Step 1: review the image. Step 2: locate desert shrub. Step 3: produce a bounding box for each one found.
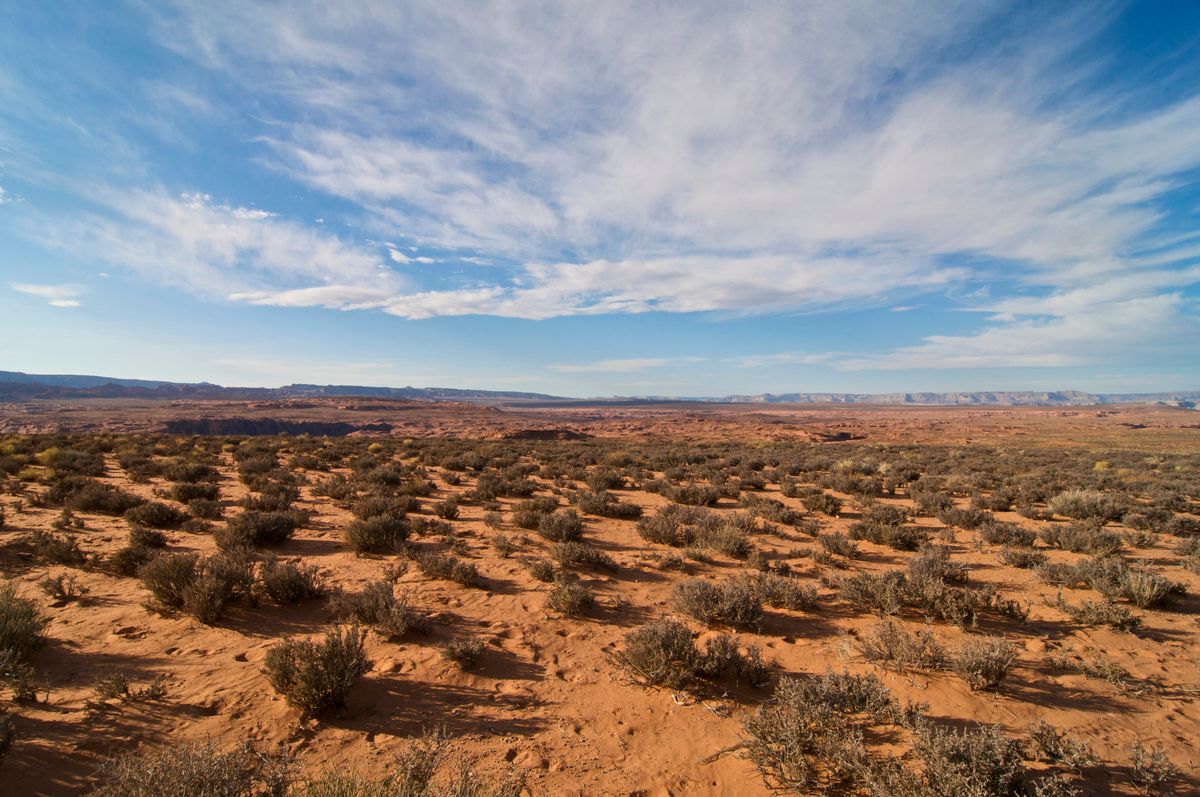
[351,495,415,520]
[908,722,1026,797]
[260,555,325,604]
[91,740,289,797]
[614,619,700,688]
[861,504,909,526]
[138,552,251,624]
[800,491,842,516]
[526,558,557,582]
[586,468,625,491]
[672,577,762,630]
[433,496,460,520]
[537,509,584,542]
[491,533,516,557]
[937,506,992,530]
[39,572,88,604]
[187,498,225,520]
[0,711,12,760]
[343,516,409,555]
[441,638,485,669]
[848,522,928,551]
[840,571,905,616]
[218,511,298,549]
[741,671,902,794]
[550,540,617,571]
[953,636,1018,691]
[857,620,945,671]
[110,543,155,576]
[1026,721,1097,769]
[1039,521,1123,557]
[1129,742,1179,796]
[483,511,504,530]
[415,551,481,587]
[329,580,430,639]
[46,477,144,514]
[1056,596,1141,632]
[138,553,199,611]
[547,577,594,617]
[754,572,818,611]
[696,633,768,685]
[0,580,49,660]
[265,626,370,720]
[27,529,85,564]
[128,525,168,549]
[817,532,859,559]
[978,520,1036,547]
[169,482,220,504]
[667,483,723,507]
[512,496,559,529]
[1049,489,1127,522]
[125,502,188,529]
[998,547,1046,569]
[1119,568,1184,609]
[572,489,643,519]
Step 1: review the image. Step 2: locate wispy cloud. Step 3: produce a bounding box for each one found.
[11,282,84,307]
[549,357,705,374]
[24,189,401,303]
[725,352,839,369]
[129,3,1200,338]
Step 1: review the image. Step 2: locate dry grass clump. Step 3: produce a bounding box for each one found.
[571,489,644,519]
[1026,721,1098,770]
[672,577,762,630]
[614,618,766,689]
[524,558,557,582]
[329,580,430,639]
[978,520,1037,547]
[343,516,410,555]
[1049,489,1128,521]
[998,547,1046,569]
[264,626,370,720]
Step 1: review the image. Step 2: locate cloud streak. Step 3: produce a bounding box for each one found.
[11,282,84,307]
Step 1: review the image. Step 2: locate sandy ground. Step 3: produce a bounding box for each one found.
[1,402,1198,795]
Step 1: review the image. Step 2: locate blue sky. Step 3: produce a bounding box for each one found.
[1,1,1199,397]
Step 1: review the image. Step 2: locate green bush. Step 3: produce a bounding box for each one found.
[264,626,370,720]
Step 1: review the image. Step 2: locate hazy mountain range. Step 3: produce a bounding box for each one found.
[1,370,1196,407]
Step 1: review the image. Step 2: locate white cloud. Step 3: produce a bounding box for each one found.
[11,282,84,307]
[549,357,705,374]
[25,189,403,303]
[725,352,839,369]
[136,3,1200,342]
[0,186,8,204]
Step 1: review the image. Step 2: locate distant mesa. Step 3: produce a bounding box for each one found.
[0,370,1197,408]
[502,429,592,440]
[162,418,392,436]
